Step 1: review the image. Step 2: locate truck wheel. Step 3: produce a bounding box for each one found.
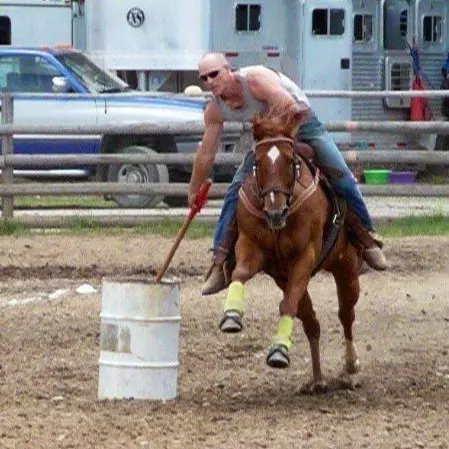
[164,169,189,207]
[164,196,188,207]
[107,146,169,208]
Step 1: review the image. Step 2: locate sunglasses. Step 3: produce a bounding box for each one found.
[199,70,220,82]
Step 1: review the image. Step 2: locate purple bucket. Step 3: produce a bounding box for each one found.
[388,171,417,184]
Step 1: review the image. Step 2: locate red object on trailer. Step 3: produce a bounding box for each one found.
[410,76,431,121]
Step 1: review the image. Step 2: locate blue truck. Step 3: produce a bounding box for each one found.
[0,47,234,207]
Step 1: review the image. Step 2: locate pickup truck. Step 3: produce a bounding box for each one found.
[0,47,235,207]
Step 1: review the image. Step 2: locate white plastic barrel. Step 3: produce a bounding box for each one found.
[98,277,181,401]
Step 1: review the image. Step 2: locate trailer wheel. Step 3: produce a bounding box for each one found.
[107,146,169,208]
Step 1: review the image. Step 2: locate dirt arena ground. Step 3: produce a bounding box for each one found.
[0,234,448,449]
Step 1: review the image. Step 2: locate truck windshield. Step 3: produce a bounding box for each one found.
[55,52,131,93]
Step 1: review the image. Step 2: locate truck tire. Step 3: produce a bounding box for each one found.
[164,168,190,207]
[107,146,169,208]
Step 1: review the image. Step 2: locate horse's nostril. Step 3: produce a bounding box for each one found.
[264,209,275,218]
[263,209,286,230]
[265,210,283,221]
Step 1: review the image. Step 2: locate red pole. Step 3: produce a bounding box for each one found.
[155,179,212,282]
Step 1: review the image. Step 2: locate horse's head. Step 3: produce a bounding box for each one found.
[252,105,305,230]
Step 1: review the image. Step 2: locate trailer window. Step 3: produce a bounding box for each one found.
[354,14,373,43]
[312,9,345,36]
[235,4,261,32]
[391,63,410,90]
[423,15,442,43]
[0,16,11,45]
[385,60,412,108]
[399,10,408,37]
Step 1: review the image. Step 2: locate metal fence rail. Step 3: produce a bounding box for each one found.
[0,181,448,198]
[1,150,449,169]
[2,120,449,136]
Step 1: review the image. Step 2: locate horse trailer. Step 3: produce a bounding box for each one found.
[0,0,85,49]
[81,0,449,150]
[2,0,449,150]
[210,0,449,149]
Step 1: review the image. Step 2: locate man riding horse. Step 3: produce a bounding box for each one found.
[187,53,387,296]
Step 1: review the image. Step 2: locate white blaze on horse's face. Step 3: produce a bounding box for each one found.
[266,145,280,204]
[267,145,280,164]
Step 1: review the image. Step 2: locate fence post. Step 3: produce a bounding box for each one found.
[1,94,14,219]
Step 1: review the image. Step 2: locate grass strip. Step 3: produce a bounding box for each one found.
[0,215,448,238]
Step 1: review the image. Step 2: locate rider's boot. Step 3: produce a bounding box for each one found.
[202,219,237,296]
[202,249,230,296]
[346,209,388,271]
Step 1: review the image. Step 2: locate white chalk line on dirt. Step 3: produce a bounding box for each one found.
[1,284,97,309]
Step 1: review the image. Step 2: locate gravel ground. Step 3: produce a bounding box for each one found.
[0,234,448,449]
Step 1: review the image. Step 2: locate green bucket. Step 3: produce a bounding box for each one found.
[363,169,390,185]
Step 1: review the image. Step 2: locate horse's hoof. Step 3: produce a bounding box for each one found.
[299,380,328,395]
[345,358,361,375]
[337,371,363,390]
[219,311,243,333]
[266,345,290,369]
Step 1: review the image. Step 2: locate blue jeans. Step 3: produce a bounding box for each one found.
[213,115,373,251]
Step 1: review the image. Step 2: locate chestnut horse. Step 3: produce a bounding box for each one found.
[219,107,363,392]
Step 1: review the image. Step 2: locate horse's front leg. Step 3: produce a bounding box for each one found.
[219,234,264,333]
[267,247,315,369]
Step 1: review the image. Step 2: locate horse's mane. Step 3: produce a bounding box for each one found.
[253,103,308,141]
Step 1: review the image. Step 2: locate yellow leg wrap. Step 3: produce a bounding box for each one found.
[273,316,293,350]
[223,281,244,315]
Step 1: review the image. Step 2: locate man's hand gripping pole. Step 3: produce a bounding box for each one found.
[155,179,212,283]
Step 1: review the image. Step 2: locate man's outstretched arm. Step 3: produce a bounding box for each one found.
[188,101,224,206]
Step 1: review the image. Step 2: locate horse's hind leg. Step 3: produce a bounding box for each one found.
[296,291,327,394]
[334,269,361,376]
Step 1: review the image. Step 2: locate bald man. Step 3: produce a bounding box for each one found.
[189,53,387,296]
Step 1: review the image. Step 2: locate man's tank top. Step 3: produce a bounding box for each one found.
[215,65,311,122]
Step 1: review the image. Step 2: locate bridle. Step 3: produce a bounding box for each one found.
[253,136,301,206]
[240,135,319,220]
